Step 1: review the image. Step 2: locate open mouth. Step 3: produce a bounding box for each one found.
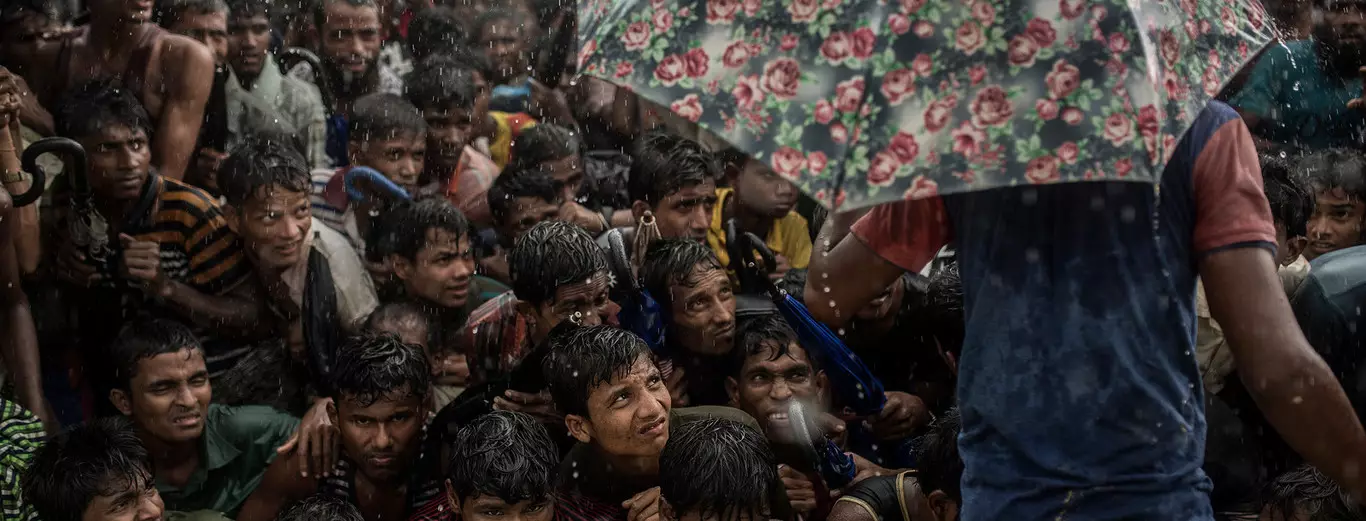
[172,414,201,427]
[639,417,667,436]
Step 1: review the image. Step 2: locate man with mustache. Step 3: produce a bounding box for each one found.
[639,239,738,407]
[305,0,403,167]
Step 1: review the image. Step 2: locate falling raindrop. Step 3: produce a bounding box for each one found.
[1024,248,1040,263]
[1120,206,1137,223]
[1021,189,1038,206]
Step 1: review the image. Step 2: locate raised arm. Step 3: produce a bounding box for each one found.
[0,85,49,431]
[154,36,214,180]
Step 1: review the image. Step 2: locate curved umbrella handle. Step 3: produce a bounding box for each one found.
[344,166,410,204]
[17,137,84,207]
[605,228,638,294]
[277,47,334,111]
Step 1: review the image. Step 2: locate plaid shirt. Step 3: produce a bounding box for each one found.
[0,399,44,521]
[408,493,622,521]
[456,291,533,387]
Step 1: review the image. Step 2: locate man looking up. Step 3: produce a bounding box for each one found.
[639,239,735,406]
[23,418,166,521]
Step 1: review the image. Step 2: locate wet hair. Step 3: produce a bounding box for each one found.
[660,417,777,521]
[110,318,203,391]
[224,0,270,20]
[277,495,365,521]
[329,333,432,406]
[639,239,724,313]
[442,45,497,83]
[472,8,525,44]
[24,417,153,521]
[629,132,720,207]
[55,79,153,141]
[160,0,227,26]
[732,314,816,377]
[543,325,652,417]
[1299,148,1366,203]
[405,53,478,112]
[407,6,466,62]
[920,264,964,359]
[1262,464,1363,521]
[386,196,472,261]
[313,0,376,31]
[447,411,560,503]
[914,408,963,501]
[508,220,608,306]
[219,133,312,207]
[348,93,428,144]
[366,300,437,349]
[508,123,580,173]
[1263,154,1312,238]
[488,164,561,226]
[1,0,66,25]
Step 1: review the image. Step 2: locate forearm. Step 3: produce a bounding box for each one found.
[0,294,43,410]
[153,122,198,180]
[159,280,265,334]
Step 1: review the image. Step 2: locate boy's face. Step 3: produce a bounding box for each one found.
[496,196,561,248]
[422,104,476,172]
[392,228,475,309]
[112,348,212,445]
[477,18,528,85]
[544,155,584,203]
[638,179,717,242]
[521,271,612,341]
[82,125,152,202]
[168,10,228,64]
[667,265,736,356]
[229,185,312,271]
[1305,186,1366,260]
[81,471,165,521]
[566,354,672,459]
[332,389,428,484]
[227,14,272,78]
[731,160,798,220]
[727,341,825,444]
[450,490,554,521]
[349,133,427,193]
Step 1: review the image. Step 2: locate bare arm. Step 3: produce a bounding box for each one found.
[0,93,48,430]
[804,227,905,329]
[1202,246,1366,498]
[235,452,317,521]
[157,278,269,338]
[153,37,214,180]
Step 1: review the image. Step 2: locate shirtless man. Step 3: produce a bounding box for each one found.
[22,0,214,180]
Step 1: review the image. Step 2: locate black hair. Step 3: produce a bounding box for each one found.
[23,417,153,521]
[639,238,724,312]
[224,0,270,20]
[110,318,203,391]
[732,314,815,377]
[277,495,365,521]
[55,79,153,141]
[329,332,432,406]
[348,92,428,144]
[543,325,652,417]
[407,6,467,62]
[508,220,608,306]
[1300,147,1366,203]
[438,44,496,83]
[1263,154,1313,238]
[659,417,777,521]
[472,8,524,43]
[313,0,377,32]
[628,132,720,206]
[1,0,66,24]
[385,196,471,260]
[159,0,227,26]
[405,53,478,112]
[921,264,964,359]
[914,408,963,501]
[488,164,561,225]
[508,122,580,173]
[219,133,312,206]
[1262,464,1363,521]
[447,411,560,503]
[366,300,438,348]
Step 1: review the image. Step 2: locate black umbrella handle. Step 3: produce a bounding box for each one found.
[17,137,81,207]
[725,218,779,295]
[278,48,334,111]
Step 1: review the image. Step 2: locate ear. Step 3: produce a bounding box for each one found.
[110,388,134,416]
[565,413,593,444]
[390,254,414,282]
[347,141,364,168]
[815,370,830,395]
[725,376,739,407]
[926,490,959,521]
[223,203,241,235]
[631,200,650,222]
[326,399,339,425]
[445,479,461,513]
[1286,236,1308,263]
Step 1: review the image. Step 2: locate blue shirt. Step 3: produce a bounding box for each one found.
[853,101,1276,520]
[1229,39,1366,149]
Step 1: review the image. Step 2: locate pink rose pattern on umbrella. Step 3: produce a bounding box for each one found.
[577,0,1274,209]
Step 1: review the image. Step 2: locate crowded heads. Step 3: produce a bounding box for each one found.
[386,197,476,309]
[56,79,154,201]
[915,408,964,521]
[543,326,671,456]
[659,418,777,521]
[108,319,212,444]
[348,93,428,191]
[1299,148,1366,259]
[277,495,365,521]
[405,54,479,171]
[445,411,560,521]
[727,314,826,443]
[1261,154,1313,265]
[488,164,562,246]
[220,133,314,270]
[1314,0,1366,74]
[1262,464,1364,521]
[328,333,432,482]
[24,418,164,521]
[509,123,583,203]
[509,221,612,336]
[366,300,438,349]
[640,239,736,356]
[407,6,467,62]
[628,132,720,240]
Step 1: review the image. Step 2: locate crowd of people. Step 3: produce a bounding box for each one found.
[3,0,1366,519]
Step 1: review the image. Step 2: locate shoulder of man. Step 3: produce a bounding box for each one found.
[206,403,300,448]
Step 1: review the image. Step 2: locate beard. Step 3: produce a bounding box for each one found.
[1315,25,1366,77]
[324,59,375,97]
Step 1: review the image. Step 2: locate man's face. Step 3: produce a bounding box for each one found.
[496,196,561,247]
[350,134,427,192]
[115,348,212,444]
[91,0,153,24]
[732,161,798,220]
[232,186,312,271]
[394,228,476,309]
[82,125,152,202]
[335,390,427,483]
[81,473,165,521]
[169,11,228,64]
[1305,187,1366,260]
[728,341,824,444]
[526,271,613,340]
[668,265,736,356]
[545,155,584,203]
[572,354,671,459]
[422,104,476,171]
[319,1,381,78]
[443,0,490,32]
[1321,2,1366,54]
[476,19,527,84]
[0,11,64,68]
[453,492,554,521]
[652,179,717,241]
[228,14,272,78]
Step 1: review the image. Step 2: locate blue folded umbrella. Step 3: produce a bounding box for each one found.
[604,229,669,357]
[344,166,410,203]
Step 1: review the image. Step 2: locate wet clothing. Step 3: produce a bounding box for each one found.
[706,187,813,276]
[836,471,917,521]
[319,448,443,519]
[1292,245,1366,417]
[155,404,299,517]
[0,400,43,521]
[1229,39,1366,149]
[852,101,1275,520]
[227,56,330,170]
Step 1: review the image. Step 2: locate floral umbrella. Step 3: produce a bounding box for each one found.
[576,0,1276,211]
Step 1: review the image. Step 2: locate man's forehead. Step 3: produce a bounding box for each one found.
[422,227,468,248]
[667,179,717,201]
[590,355,656,393]
[745,341,810,370]
[249,185,310,205]
[553,271,610,300]
[90,125,148,143]
[137,348,207,376]
[322,2,379,26]
[339,390,422,411]
[180,10,227,28]
[674,265,727,293]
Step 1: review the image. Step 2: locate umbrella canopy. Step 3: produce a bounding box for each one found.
[577,0,1275,211]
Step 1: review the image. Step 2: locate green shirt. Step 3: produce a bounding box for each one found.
[155,404,300,517]
[0,399,44,521]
